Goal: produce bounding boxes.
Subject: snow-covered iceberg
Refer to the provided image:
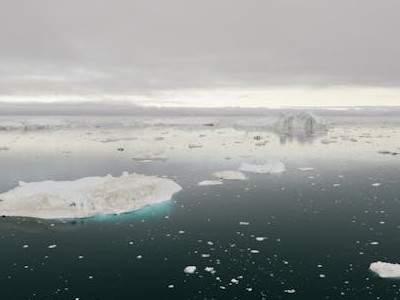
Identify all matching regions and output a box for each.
[239,160,286,174]
[0,172,182,219]
[369,261,400,278]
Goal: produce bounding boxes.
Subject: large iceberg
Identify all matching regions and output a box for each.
[0,172,181,219]
[274,111,326,133]
[272,111,327,144]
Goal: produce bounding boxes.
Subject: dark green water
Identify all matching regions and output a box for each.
[1,157,400,300]
[1,123,400,300]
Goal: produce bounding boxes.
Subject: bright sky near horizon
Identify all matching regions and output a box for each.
[1,0,400,107]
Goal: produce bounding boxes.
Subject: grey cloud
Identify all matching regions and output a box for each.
[1,0,400,97]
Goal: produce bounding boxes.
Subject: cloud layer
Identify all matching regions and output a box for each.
[1,0,400,105]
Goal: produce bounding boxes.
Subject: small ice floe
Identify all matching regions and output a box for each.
[184,266,197,274]
[131,157,168,162]
[372,183,381,187]
[370,242,379,245]
[205,266,216,274]
[250,250,260,254]
[239,222,250,226]
[0,172,181,219]
[297,167,315,172]
[48,244,57,249]
[239,160,286,174]
[255,237,267,241]
[197,180,223,186]
[284,289,296,294]
[212,171,247,181]
[370,261,400,278]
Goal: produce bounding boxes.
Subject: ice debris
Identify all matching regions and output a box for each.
[0,172,182,219]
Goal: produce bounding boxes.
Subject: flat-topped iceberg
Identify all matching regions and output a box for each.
[0,172,182,219]
[369,261,400,278]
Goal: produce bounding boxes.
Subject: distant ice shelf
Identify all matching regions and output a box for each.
[0,172,182,219]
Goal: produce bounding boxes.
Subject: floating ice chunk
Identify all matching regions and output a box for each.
[198,180,223,186]
[284,289,296,294]
[256,237,267,241]
[239,160,286,174]
[205,267,216,274]
[0,172,182,219]
[48,244,57,249]
[372,183,381,187]
[184,266,197,274]
[297,167,315,172]
[370,262,400,278]
[212,171,247,181]
[239,222,250,226]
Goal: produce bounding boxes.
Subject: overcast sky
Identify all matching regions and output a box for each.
[1,0,400,107]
